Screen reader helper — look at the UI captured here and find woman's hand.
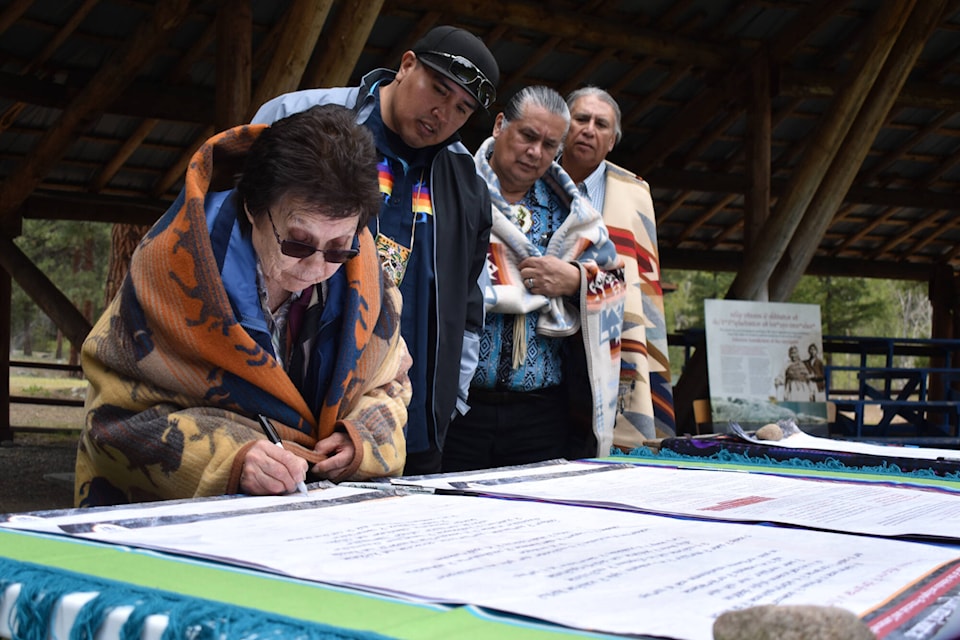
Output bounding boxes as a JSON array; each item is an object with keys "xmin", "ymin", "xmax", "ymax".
[
  {"xmin": 310, "ymin": 431, "xmax": 356, "ymax": 479},
  {"xmin": 240, "ymin": 439, "xmax": 308, "ymax": 495}
]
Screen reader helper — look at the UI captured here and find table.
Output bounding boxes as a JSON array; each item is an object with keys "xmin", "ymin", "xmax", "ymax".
[
  {"xmin": 0, "ymin": 527, "xmax": 610, "ymax": 640},
  {"xmin": 4, "ymin": 454, "xmax": 960, "ymax": 640}
]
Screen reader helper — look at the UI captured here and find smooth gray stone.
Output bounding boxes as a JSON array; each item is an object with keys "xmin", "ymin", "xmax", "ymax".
[{"xmin": 713, "ymin": 605, "xmax": 876, "ymax": 640}]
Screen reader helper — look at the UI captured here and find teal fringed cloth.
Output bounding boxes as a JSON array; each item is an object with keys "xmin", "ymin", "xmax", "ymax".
[
  {"xmin": 0, "ymin": 558, "xmax": 390, "ymax": 640},
  {"xmin": 611, "ymin": 445, "xmax": 960, "ymax": 486}
]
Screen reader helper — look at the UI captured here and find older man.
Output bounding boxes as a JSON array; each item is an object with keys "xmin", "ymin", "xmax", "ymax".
[
  {"xmin": 561, "ymin": 86, "xmax": 676, "ymax": 448},
  {"xmin": 253, "ymin": 27, "xmax": 498, "ymax": 474},
  {"xmin": 442, "ymin": 86, "xmax": 624, "ymax": 472}
]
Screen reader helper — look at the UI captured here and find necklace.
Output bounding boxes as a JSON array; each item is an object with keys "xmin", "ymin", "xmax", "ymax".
[{"xmin": 376, "ymin": 168, "xmax": 427, "ymax": 286}]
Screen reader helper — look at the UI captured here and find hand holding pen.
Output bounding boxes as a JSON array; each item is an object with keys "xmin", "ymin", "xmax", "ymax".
[{"xmin": 235, "ymin": 414, "xmax": 309, "ymax": 496}]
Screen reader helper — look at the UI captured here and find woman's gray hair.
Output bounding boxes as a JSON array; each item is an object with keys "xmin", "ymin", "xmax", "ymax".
[
  {"xmin": 501, "ymin": 85, "xmax": 570, "ymax": 133},
  {"xmin": 566, "ymin": 86, "xmax": 622, "ymax": 145}
]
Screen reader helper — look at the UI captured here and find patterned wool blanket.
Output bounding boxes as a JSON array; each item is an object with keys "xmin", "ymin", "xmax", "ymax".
[
  {"xmin": 76, "ymin": 124, "xmax": 411, "ymax": 507},
  {"xmin": 474, "ymin": 137, "xmax": 623, "ymax": 335},
  {"xmin": 473, "ymin": 136, "xmax": 625, "ymax": 456},
  {"xmin": 602, "ymin": 162, "xmax": 677, "ymax": 445}
]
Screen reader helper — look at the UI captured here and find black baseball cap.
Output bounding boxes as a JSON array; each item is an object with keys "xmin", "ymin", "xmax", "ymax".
[{"xmin": 412, "ymin": 26, "xmax": 500, "ymax": 110}]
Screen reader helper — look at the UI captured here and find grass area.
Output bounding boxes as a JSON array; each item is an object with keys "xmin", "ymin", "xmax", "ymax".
[
  {"xmin": 10, "ymin": 374, "xmax": 87, "ymax": 396},
  {"xmin": 9, "ymin": 353, "xmax": 87, "ymax": 430}
]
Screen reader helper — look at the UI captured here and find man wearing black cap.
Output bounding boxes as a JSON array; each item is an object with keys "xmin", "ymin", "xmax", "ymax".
[{"xmin": 252, "ymin": 26, "xmax": 499, "ymax": 475}]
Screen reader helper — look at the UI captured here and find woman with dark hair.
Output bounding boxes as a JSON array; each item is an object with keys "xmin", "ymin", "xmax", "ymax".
[{"xmin": 76, "ymin": 105, "xmax": 410, "ymax": 507}]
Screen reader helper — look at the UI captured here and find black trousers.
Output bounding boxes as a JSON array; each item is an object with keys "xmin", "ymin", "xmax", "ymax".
[{"xmin": 441, "ymin": 386, "xmax": 580, "ymax": 472}]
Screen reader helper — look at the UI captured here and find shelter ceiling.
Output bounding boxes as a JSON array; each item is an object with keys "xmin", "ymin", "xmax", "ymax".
[{"xmin": 2, "ymin": 0, "xmax": 960, "ymax": 284}]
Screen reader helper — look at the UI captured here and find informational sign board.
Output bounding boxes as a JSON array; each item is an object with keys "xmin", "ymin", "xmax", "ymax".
[{"xmin": 704, "ymin": 299, "xmax": 828, "ymax": 431}]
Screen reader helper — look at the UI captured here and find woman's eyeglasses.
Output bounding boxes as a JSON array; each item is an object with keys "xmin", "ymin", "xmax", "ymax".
[
  {"xmin": 417, "ymin": 51, "xmax": 496, "ymax": 110},
  {"xmin": 265, "ymin": 209, "xmax": 359, "ymax": 262}
]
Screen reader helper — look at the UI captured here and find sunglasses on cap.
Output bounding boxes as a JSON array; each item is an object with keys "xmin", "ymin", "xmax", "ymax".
[
  {"xmin": 418, "ymin": 51, "xmax": 496, "ymax": 110},
  {"xmin": 265, "ymin": 209, "xmax": 359, "ymax": 262}
]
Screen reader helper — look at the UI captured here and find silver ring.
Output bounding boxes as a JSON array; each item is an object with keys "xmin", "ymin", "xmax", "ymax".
[{"xmin": 525, "ymin": 277, "xmax": 534, "ymax": 288}]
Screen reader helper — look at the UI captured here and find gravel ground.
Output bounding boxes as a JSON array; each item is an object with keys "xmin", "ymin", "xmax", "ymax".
[{"xmin": 0, "ymin": 431, "xmax": 78, "ymax": 514}]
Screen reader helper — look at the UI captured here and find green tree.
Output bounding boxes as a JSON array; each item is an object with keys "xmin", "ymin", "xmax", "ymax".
[
  {"xmin": 11, "ymin": 220, "xmax": 112, "ymax": 358},
  {"xmin": 662, "ymin": 270, "xmax": 932, "ymax": 380},
  {"xmin": 786, "ymin": 275, "xmax": 887, "ymax": 337}
]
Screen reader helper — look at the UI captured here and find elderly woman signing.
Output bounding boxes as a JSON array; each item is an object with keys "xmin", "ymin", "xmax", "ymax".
[{"xmin": 76, "ymin": 105, "xmax": 410, "ymax": 507}]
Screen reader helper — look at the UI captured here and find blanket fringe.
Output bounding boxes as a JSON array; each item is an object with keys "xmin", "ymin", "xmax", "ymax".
[
  {"xmin": 0, "ymin": 558, "xmax": 390, "ymax": 640},
  {"xmin": 611, "ymin": 446, "xmax": 960, "ymax": 482},
  {"xmin": 512, "ymin": 314, "xmax": 526, "ymax": 369}
]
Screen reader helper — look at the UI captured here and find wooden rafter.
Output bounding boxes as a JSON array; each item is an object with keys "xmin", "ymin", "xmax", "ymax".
[
  {"xmin": 731, "ymin": 0, "xmax": 918, "ymax": 301},
  {"xmin": 303, "ymin": 0, "xmax": 385, "ymax": 88},
  {"xmin": 216, "ymin": 2, "xmax": 252, "ymax": 130},
  {"xmin": 0, "ymin": 0, "xmax": 194, "ymax": 221},
  {"xmin": 247, "ymin": 0, "xmax": 334, "ymax": 119},
  {"xmin": 0, "ymin": 0, "xmax": 98, "ymax": 136},
  {"xmin": 629, "ymin": 0, "xmax": 847, "ymax": 176},
  {"xmin": 769, "ymin": 0, "xmax": 949, "ymax": 300},
  {"xmin": 391, "ymin": 0, "xmax": 730, "ymax": 69}
]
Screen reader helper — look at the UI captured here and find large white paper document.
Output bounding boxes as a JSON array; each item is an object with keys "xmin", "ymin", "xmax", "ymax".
[
  {"xmin": 730, "ymin": 423, "xmax": 960, "ymax": 461},
  {"xmin": 4, "ymin": 490, "xmax": 960, "ymax": 640},
  {"xmin": 440, "ymin": 462, "xmax": 960, "ymax": 541}
]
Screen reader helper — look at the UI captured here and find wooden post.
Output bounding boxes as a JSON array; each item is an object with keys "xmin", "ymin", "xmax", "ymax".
[
  {"xmin": 929, "ymin": 263, "xmax": 954, "ymax": 401},
  {"xmin": 744, "ymin": 52, "xmax": 771, "ymax": 302},
  {"xmin": 303, "ymin": 0, "xmax": 384, "ymax": 88},
  {"xmin": 248, "ymin": 0, "xmax": 334, "ymax": 120},
  {"xmin": 768, "ymin": 0, "xmax": 948, "ymax": 301},
  {"xmin": 216, "ymin": 1, "xmax": 251, "ymax": 131},
  {"xmin": 728, "ymin": 0, "xmax": 917, "ymax": 302}
]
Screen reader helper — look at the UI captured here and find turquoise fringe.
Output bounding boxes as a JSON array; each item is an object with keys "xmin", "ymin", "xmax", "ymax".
[
  {"xmin": 612, "ymin": 446, "xmax": 960, "ymax": 481},
  {"xmin": 0, "ymin": 558, "xmax": 392, "ymax": 640}
]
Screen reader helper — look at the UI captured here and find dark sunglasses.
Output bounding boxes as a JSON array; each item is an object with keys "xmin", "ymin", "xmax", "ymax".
[
  {"xmin": 419, "ymin": 51, "xmax": 496, "ymax": 110},
  {"xmin": 266, "ymin": 209, "xmax": 359, "ymax": 262}
]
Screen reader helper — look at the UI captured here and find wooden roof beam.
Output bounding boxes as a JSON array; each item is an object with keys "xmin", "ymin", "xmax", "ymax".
[
  {"xmin": 558, "ymin": 46, "xmax": 617, "ymax": 97},
  {"xmin": 730, "ymin": 0, "xmax": 918, "ymax": 301},
  {"xmin": 644, "ymin": 168, "xmax": 959, "ymax": 211},
  {"xmin": 247, "ymin": 0, "xmax": 334, "ymax": 120},
  {"xmin": 676, "ymin": 194, "xmax": 738, "ymax": 244},
  {"xmin": 905, "ymin": 210, "xmax": 960, "ymax": 256},
  {"xmin": 0, "ymin": 0, "xmax": 30, "ymax": 35},
  {"xmin": 500, "ymin": 36, "xmax": 562, "ymax": 94},
  {"xmin": 303, "ymin": 0, "xmax": 385, "ymax": 88},
  {"xmin": 216, "ymin": 2, "xmax": 251, "ymax": 130},
  {"xmin": 154, "ymin": 0, "xmax": 333, "ymax": 199},
  {"xmin": 627, "ymin": 0, "xmax": 847, "ymax": 177},
  {"xmin": 378, "ymin": 11, "xmax": 442, "ymax": 70},
  {"xmin": 94, "ymin": 19, "xmax": 219, "ymax": 194},
  {"xmin": 21, "ymin": 191, "xmax": 164, "ymax": 226},
  {"xmin": 151, "ymin": 127, "xmax": 212, "ymax": 199},
  {"xmin": 744, "ymin": 54, "xmax": 771, "ymax": 280},
  {"xmin": 858, "ymin": 110, "xmax": 953, "ymax": 184},
  {"xmin": 661, "ymin": 248, "xmax": 939, "ymax": 282},
  {"xmin": 391, "ymin": 0, "xmax": 729, "ymax": 69},
  {"xmin": 780, "ymin": 68, "xmax": 960, "ymax": 112},
  {"xmin": 768, "ymin": 0, "xmax": 948, "ymax": 301},
  {"xmin": 0, "ymin": 0, "xmax": 98, "ymax": 136},
  {"xmin": 0, "ymin": 0, "xmax": 194, "ymax": 221}
]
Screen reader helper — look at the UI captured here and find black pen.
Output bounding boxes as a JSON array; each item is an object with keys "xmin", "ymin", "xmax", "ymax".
[{"xmin": 257, "ymin": 414, "xmax": 309, "ymax": 495}]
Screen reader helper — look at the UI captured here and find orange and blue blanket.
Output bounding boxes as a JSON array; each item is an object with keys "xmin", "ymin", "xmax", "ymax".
[{"xmin": 76, "ymin": 124, "xmax": 410, "ymax": 507}]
